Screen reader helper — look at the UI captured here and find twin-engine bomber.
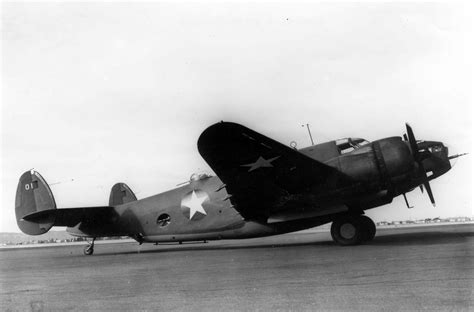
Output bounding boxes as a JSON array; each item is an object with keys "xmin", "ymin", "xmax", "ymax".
[{"xmin": 15, "ymin": 122, "xmax": 465, "ymax": 255}]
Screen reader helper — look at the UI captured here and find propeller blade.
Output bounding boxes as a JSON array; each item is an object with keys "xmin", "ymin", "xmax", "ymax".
[
  {"xmin": 418, "ymin": 161, "xmax": 436, "ymax": 206},
  {"xmin": 406, "ymin": 123, "xmax": 436, "ymax": 207},
  {"xmin": 405, "ymin": 123, "xmax": 419, "ymax": 160},
  {"xmin": 423, "ymin": 181, "xmax": 436, "ymax": 206}
]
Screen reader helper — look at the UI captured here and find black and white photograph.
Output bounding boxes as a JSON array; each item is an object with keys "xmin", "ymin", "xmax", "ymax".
[{"xmin": 1, "ymin": 1, "xmax": 473, "ymax": 311}]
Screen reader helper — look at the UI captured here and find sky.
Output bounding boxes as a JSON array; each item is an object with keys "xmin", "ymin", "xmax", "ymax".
[{"xmin": 1, "ymin": 1, "xmax": 473, "ymax": 232}]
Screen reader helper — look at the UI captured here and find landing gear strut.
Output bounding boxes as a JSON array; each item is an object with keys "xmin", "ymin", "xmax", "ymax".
[
  {"xmin": 331, "ymin": 215, "xmax": 376, "ymax": 246},
  {"xmin": 83, "ymin": 237, "xmax": 96, "ymax": 255}
]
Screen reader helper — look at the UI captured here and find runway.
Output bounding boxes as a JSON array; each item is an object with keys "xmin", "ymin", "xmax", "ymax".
[{"xmin": 1, "ymin": 224, "xmax": 473, "ymax": 311}]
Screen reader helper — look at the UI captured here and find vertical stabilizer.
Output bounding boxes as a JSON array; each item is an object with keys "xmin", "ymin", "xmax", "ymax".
[
  {"xmin": 15, "ymin": 170, "xmax": 56, "ymax": 235},
  {"xmin": 109, "ymin": 183, "xmax": 137, "ymax": 206}
]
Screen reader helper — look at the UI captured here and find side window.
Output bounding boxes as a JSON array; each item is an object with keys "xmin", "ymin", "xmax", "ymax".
[{"xmin": 157, "ymin": 214, "xmax": 171, "ymax": 227}]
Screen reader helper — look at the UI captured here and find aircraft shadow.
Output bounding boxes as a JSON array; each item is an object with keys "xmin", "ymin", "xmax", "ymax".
[
  {"xmin": 100, "ymin": 238, "xmax": 335, "ymax": 256},
  {"xmin": 98, "ymin": 229, "xmax": 474, "ymax": 256},
  {"xmin": 368, "ymin": 230, "xmax": 474, "ymax": 246}
]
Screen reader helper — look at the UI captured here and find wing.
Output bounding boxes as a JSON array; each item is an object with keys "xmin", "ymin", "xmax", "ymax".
[
  {"xmin": 22, "ymin": 206, "xmax": 117, "ymax": 227},
  {"xmin": 197, "ymin": 122, "xmax": 352, "ymax": 220}
]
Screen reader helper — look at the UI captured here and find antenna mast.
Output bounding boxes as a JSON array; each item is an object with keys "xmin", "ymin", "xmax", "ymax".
[{"xmin": 302, "ymin": 123, "xmax": 315, "ymax": 145}]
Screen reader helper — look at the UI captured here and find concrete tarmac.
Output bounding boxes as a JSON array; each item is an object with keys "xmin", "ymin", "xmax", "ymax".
[{"xmin": 1, "ymin": 224, "xmax": 473, "ymax": 311}]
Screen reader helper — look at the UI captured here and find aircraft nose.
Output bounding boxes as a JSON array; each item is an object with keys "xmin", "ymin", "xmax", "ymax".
[
  {"xmin": 418, "ymin": 141, "xmax": 452, "ymax": 176},
  {"xmin": 424, "ymin": 142, "xmax": 448, "ymax": 158}
]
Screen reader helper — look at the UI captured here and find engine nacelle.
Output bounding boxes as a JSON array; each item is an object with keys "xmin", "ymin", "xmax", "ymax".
[{"xmin": 330, "ymin": 137, "xmax": 415, "ymax": 190}]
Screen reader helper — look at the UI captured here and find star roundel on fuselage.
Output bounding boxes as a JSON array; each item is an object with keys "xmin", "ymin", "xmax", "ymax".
[{"xmin": 180, "ymin": 189, "xmax": 209, "ymax": 220}]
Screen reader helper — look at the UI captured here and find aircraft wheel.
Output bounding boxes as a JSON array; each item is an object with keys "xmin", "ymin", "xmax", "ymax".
[
  {"xmin": 359, "ymin": 215, "xmax": 376, "ymax": 242},
  {"xmin": 330, "ymin": 216, "xmax": 363, "ymax": 246},
  {"xmin": 84, "ymin": 238, "xmax": 96, "ymax": 256},
  {"xmin": 83, "ymin": 245, "xmax": 94, "ymax": 256}
]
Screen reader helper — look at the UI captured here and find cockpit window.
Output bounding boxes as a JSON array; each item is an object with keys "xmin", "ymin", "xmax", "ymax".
[
  {"xmin": 428, "ymin": 145, "xmax": 443, "ymax": 153},
  {"xmin": 336, "ymin": 138, "xmax": 370, "ymax": 154}
]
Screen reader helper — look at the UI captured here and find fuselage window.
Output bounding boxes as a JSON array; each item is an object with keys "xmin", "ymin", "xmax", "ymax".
[{"xmin": 157, "ymin": 213, "xmax": 171, "ymax": 227}]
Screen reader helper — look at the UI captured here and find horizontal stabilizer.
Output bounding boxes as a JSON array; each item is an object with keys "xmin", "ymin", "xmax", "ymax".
[{"xmin": 21, "ymin": 206, "xmax": 117, "ymax": 227}]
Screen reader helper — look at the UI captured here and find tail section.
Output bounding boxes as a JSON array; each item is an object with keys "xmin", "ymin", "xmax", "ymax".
[
  {"xmin": 109, "ymin": 183, "xmax": 137, "ymax": 206},
  {"xmin": 15, "ymin": 170, "xmax": 56, "ymax": 235}
]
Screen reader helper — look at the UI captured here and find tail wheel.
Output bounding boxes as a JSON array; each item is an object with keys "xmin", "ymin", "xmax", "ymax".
[
  {"xmin": 83, "ymin": 245, "xmax": 94, "ymax": 256},
  {"xmin": 330, "ymin": 216, "xmax": 363, "ymax": 246},
  {"xmin": 83, "ymin": 237, "xmax": 96, "ymax": 256},
  {"xmin": 359, "ymin": 215, "xmax": 376, "ymax": 242}
]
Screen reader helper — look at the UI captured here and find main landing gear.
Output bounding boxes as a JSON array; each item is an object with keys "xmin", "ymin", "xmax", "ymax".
[
  {"xmin": 83, "ymin": 237, "xmax": 96, "ymax": 255},
  {"xmin": 331, "ymin": 215, "xmax": 376, "ymax": 246}
]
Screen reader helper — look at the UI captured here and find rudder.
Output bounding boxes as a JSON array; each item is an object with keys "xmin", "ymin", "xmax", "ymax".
[{"xmin": 15, "ymin": 170, "xmax": 56, "ymax": 235}]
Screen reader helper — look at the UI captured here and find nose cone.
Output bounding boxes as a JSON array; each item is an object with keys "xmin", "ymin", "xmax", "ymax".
[{"xmin": 418, "ymin": 141, "xmax": 451, "ymax": 179}]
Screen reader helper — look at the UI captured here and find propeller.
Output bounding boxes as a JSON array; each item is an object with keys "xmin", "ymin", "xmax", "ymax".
[{"xmin": 405, "ymin": 123, "xmax": 436, "ymax": 206}]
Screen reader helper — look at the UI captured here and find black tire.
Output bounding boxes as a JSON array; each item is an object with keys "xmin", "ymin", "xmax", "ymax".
[
  {"xmin": 359, "ymin": 215, "xmax": 376, "ymax": 242},
  {"xmin": 330, "ymin": 216, "xmax": 364, "ymax": 246},
  {"xmin": 84, "ymin": 245, "xmax": 94, "ymax": 256}
]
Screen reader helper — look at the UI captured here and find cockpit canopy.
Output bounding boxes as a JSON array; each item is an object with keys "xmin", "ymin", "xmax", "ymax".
[
  {"xmin": 189, "ymin": 172, "xmax": 213, "ymax": 182},
  {"xmin": 335, "ymin": 138, "xmax": 370, "ymax": 154}
]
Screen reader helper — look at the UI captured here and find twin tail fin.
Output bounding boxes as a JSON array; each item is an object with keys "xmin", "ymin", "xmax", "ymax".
[
  {"xmin": 15, "ymin": 170, "xmax": 56, "ymax": 235},
  {"xmin": 15, "ymin": 170, "xmax": 137, "ymax": 236}
]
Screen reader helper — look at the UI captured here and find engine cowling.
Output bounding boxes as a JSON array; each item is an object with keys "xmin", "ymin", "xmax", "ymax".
[{"xmin": 334, "ymin": 136, "xmax": 415, "ymax": 190}]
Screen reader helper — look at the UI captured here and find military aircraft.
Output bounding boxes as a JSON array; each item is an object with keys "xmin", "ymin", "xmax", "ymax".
[{"xmin": 15, "ymin": 122, "xmax": 465, "ymax": 255}]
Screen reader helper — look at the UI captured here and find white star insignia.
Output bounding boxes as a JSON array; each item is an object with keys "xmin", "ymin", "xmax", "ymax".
[
  {"xmin": 182, "ymin": 190, "xmax": 208, "ymax": 219},
  {"xmin": 241, "ymin": 156, "xmax": 280, "ymax": 172}
]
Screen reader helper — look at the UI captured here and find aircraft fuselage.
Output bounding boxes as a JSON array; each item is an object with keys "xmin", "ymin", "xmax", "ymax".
[
  {"xmin": 67, "ymin": 176, "xmax": 336, "ymax": 243},
  {"xmin": 67, "ymin": 135, "xmax": 451, "ymax": 244}
]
